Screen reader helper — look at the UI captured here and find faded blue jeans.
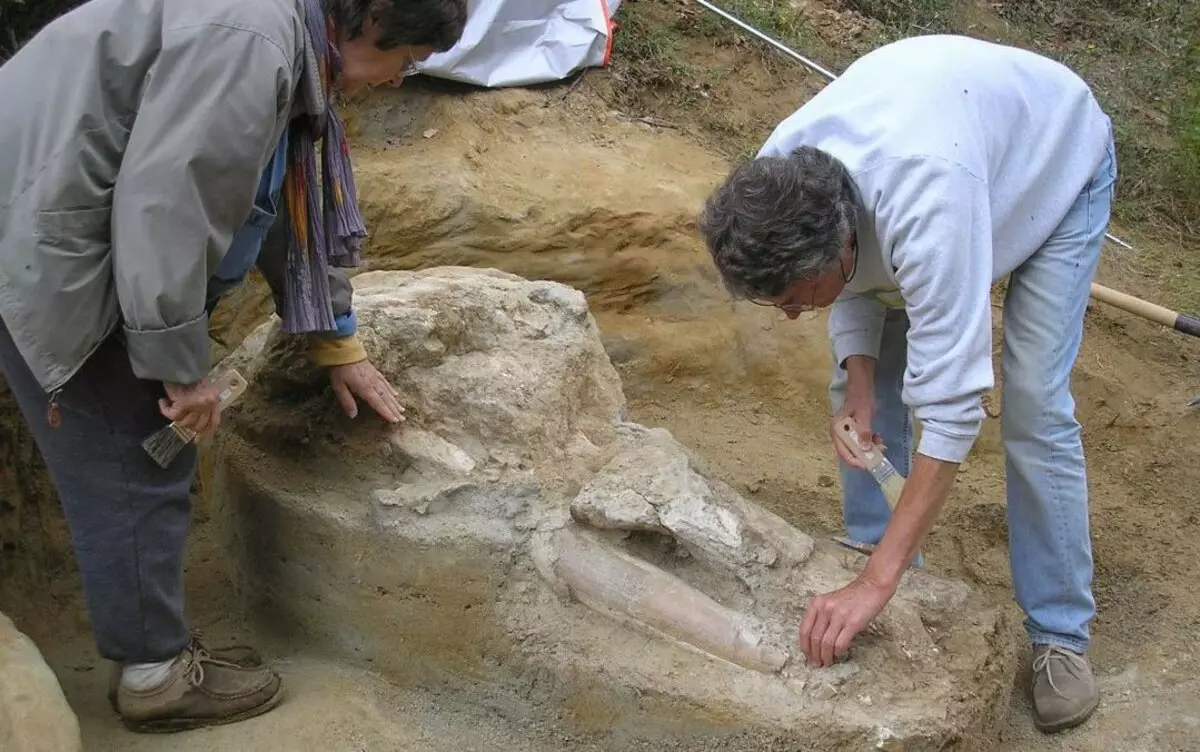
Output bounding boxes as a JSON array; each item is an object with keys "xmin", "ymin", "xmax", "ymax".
[{"xmin": 829, "ymin": 134, "xmax": 1117, "ymax": 653}]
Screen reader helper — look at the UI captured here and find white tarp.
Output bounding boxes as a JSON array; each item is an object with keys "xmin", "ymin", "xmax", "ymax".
[{"xmin": 413, "ymin": 0, "xmax": 623, "ymax": 88}]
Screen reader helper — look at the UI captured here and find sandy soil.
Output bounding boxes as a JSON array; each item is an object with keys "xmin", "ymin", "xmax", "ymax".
[
  {"xmin": 34, "ymin": 533, "xmax": 598, "ymax": 752},
  {"xmin": 607, "ymin": 300, "xmax": 1200, "ymax": 751}
]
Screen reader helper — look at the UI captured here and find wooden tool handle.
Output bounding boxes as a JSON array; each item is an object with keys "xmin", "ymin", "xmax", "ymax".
[
  {"xmin": 833, "ymin": 416, "xmax": 905, "ymax": 509},
  {"xmin": 1090, "ymin": 282, "xmax": 1200, "ymax": 337},
  {"xmin": 1090, "ymin": 283, "xmax": 1175, "ymax": 327},
  {"xmin": 833, "ymin": 416, "xmax": 882, "ymax": 470},
  {"xmin": 169, "ymin": 369, "xmax": 248, "ymax": 440},
  {"xmin": 211, "ymin": 368, "xmax": 249, "ymax": 409}
]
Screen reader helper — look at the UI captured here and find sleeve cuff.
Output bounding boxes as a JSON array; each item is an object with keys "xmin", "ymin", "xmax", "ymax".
[
  {"xmin": 831, "ymin": 331, "xmax": 882, "ymax": 369},
  {"xmin": 308, "ymin": 333, "xmax": 368, "ymax": 367},
  {"xmin": 319, "ymin": 309, "xmax": 357, "ymax": 338},
  {"xmin": 915, "ymin": 422, "xmax": 981, "ymax": 464},
  {"xmin": 123, "ymin": 313, "xmax": 212, "ymax": 384}
]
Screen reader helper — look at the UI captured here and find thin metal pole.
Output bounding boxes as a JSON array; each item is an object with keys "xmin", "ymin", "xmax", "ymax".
[
  {"xmin": 691, "ymin": 0, "xmax": 1135, "ymax": 252},
  {"xmin": 692, "ymin": 0, "xmax": 837, "ymax": 81}
]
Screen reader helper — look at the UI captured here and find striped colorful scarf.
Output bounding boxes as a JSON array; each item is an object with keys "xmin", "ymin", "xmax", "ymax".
[{"xmin": 280, "ymin": 0, "xmax": 368, "ymax": 334}]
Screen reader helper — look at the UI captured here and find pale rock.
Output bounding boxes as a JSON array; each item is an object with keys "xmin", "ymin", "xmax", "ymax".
[
  {"xmin": 388, "ymin": 427, "xmax": 478, "ymax": 477},
  {"xmin": 0, "ymin": 612, "xmax": 81, "ymax": 752},
  {"xmin": 571, "ymin": 427, "xmax": 812, "ymax": 573},
  {"xmin": 205, "ymin": 267, "xmax": 1019, "ymax": 751}
]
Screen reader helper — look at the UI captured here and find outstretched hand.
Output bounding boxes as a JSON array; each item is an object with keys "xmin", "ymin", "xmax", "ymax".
[
  {"xmin": 328, "ymin": 359, "xmax": 405, "ymax": 424},
  {"xmin": 799, "ymin": 575, "xmax": 895, "ymax": 667}
]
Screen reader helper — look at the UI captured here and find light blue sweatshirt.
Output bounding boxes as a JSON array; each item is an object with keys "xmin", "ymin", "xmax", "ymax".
[{"xmin": 757, "ymin": 34, "xmax": 1112, "ymax": 464}]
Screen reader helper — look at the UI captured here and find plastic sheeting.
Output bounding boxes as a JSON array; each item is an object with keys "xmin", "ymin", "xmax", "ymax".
[{"xmin": 413, "ymin": 0, "xmax": 623, "ymax": 88}]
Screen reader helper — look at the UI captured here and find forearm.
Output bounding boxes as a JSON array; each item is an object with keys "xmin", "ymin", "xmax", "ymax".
[
  {"xmin": 861, "ymin": 452, "xmax": 959, "ymax": 589},
  {"xmin": 843, "ymin": 355, "xmax": 876, "ymax": 397}
]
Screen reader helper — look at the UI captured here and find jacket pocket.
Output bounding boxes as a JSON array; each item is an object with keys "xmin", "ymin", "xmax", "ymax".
[
  {"xmin": 35, "ymin": 206, "xmax": 112, "ymax": 250},
  {"xmin": 29, "ymin": 204, "xmax": 117, "ymax": 376}
]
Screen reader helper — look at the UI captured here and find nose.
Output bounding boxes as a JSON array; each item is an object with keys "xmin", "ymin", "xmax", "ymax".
[{"xmin": 785, "ymin": 309, "xmax": 802, "ymax": 320}]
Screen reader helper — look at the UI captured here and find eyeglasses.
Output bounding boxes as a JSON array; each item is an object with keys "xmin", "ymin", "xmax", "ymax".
[
  {"xmin": 747, "ymin": 290, "xmax": 817, "ymax": 314},
  {"xmin": 746, "ymin": 236, "xmax": 859, "ymax": 314}
]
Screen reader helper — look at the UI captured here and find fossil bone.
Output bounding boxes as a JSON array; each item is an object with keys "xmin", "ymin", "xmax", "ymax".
[{"xmin": 552, "ymin": 525, "xmax": 790, "ymax": 674}]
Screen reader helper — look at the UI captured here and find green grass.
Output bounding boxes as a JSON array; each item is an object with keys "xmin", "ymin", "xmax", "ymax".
[
  {"xmin": 608, "ymin": 5, "xmax": 696, "ymax": 95},
  {"xmin": 606, "ymin": 0, "xmax": 843, "ymax": 158},
  {"xmin": 689, "ymin": 0, "xmax": 820, "ymax": 48},
  {"xmin": 837, "ymin": 0, "xmax": 957, "ymax": 35},
  {"xmin": 1166, "ymin": 37, "xmax": 1200, "ymax": 237},
  {"xmin": 989, "ymin": 0, "xmax": 1200, "ymax": 234}
]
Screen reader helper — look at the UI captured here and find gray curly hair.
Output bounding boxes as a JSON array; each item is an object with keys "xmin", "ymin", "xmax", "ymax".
[{"xmin": 697, "ymin": 146, "xmax": 859, "ymax": 299}]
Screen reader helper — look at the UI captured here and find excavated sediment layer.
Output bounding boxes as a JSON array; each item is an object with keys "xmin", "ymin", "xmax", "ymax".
[{"xmin": 204, "ymin": 267, "xmax": 1018, "ymax": 751}]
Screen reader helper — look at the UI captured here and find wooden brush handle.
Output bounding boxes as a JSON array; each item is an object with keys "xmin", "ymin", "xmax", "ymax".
[
  {"xmin": 170, "ymin": 369, "xmax": 248, "ymax": 440},
  {"xmin": 833, "ymin": 415, "xmax": 882, "ymax": 467},
  {"xmin": 833, "ymin": 415, "xmax": 904, "ymax": 509},
  {"xmin": 211, "ymin": 368, "xmax": 249, "ymax": 408}
]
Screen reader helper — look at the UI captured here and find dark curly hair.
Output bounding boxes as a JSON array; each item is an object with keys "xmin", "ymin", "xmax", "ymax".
[{"xmin": 325, "ymin": 0, "xmax": 468, "ymax": 53}]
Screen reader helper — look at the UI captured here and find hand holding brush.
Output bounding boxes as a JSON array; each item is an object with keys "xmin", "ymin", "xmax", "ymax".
[{"xmin": 142, "ymin": 369, "xmax": 249, "ymax": 469}]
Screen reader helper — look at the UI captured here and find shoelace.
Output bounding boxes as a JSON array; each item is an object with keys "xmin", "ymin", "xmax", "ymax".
[
  {"xmin": 1032, "ymin": 645, "xmax": 1084, "ymax": 697},
  {"xmin": 181, "ymin": 639, "xmax": 246, "ymax": 688}
]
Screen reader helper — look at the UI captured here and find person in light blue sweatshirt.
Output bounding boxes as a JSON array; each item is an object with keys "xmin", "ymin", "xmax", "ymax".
[{"xmin": 697, "ymin": 34, "xmax": 1116, "ymax": 734}]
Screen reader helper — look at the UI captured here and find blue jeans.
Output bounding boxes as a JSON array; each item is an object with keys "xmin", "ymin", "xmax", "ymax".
[{"xmin": 829, "ymin": 135, "xmax": 1117, "ymax": 653}]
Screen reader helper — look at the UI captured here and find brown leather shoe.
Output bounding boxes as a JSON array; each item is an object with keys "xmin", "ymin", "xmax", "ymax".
[
  {"xmin": 115, "ymin": 640, "xmax": 282, "ymax": 733},
  {"xmin": 1031, "ymin": 644, "xmax": 1100, "ymax": 733},
  {"xmin": 107, "ymin": 636, "xmax": 263, "ymax": 713}
]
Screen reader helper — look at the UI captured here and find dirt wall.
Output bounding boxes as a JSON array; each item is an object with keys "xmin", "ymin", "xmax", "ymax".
[{"xmin": 0, "ymin": 382, "xmax": 72, "ymax": 612}]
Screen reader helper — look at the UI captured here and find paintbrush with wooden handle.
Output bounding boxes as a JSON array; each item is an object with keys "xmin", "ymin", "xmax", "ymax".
[
  {"xmin": 141, "ymin": 369, "xmax": 249, "ymax": 469},
  {"xmin": 830, "ymin": 415, "xmax": 906, "ymax": 556}
]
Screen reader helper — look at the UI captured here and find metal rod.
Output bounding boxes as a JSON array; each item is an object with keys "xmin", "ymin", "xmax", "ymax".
[
  {"xmin": 692, "ymin": 0, "xmax": 838, "ymax": 80},
  {"xmin": 1105, "ymin": 233, "xmax": 1134, "ymax": 250},
  {"xmin": 690, "ymin": 0, "xmax": 1136, "ymax": 253}
]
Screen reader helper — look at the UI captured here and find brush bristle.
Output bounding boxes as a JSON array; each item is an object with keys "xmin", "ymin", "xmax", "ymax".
[{"xmin": 142, "ymin": 424, "xmax": 191, "ymax": 469}]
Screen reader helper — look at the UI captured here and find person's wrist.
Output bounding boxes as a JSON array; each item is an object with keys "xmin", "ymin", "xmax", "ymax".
[
  {"xmin": 862, "ymin": 545, "xmax": 910, "ymax": 592},
  {"xmin": 845, "ymin": 385, "xmax": 874, "ymax": 408},
  {"xmin": 844, "ymin": 356, "xmax": 876, "ymax": 393},
  {"xmin": 165, "ymin": 378, "xmax": 205, "ymax": 390},
  {"xmin": 859, "ymin": 563, "xmax": 902, "ymax": 597}
]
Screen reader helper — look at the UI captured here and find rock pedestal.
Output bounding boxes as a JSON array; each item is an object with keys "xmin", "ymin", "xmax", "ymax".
[
  {"xmin": 205, "ymin": 267, "xmax": 1017, "ymax": 750},
  {"xmin": 0, "ymin": 611, "xmax": 81, "ymax": 752}
]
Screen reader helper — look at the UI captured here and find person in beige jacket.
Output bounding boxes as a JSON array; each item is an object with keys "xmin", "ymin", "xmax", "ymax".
[{"xmin": 0, "ymin": 0, "xmax": 467, "ymax": 732}]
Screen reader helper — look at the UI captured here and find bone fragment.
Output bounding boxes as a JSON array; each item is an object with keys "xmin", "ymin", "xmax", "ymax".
[{"xmin": 552, "ymin": 525, "xmax": 789, "ymax": 674}]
